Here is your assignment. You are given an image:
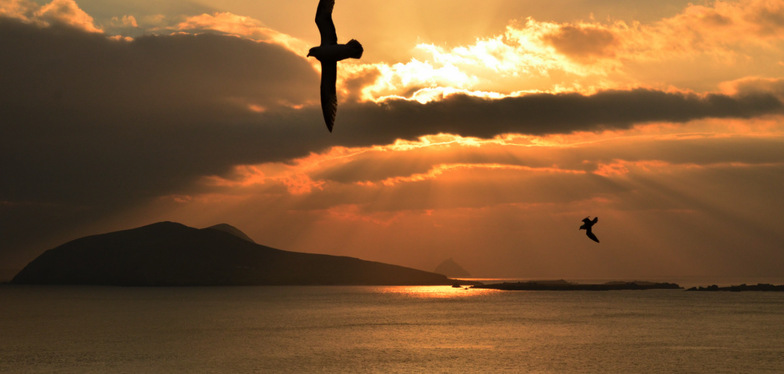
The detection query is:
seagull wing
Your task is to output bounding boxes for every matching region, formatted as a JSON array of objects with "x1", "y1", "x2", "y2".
[
  {"x1": 592, "y1": 217, "x2": 599, "y2": 224},
  {"x1": 320, "y1": 60, "x2": 337, "y2": 132},
  {"x1": 586, "y1": 229, "x2": 600, "y2": 243},
  {"x1": 315, "y1": 0, "x2": 337, "y2": 45}
]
